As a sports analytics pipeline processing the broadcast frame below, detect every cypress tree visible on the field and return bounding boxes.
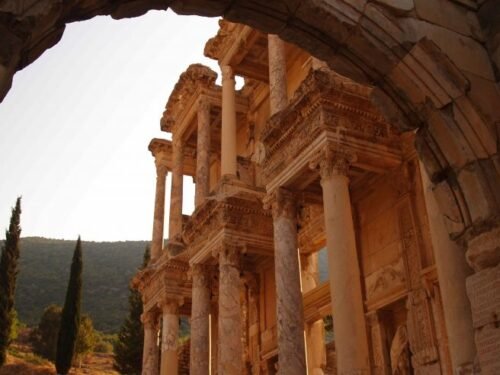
[55,236,83,374]
[0,197,22,366]
[114,246,150,374]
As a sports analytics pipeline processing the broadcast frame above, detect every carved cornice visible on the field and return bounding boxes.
[260,68,399,185]
[204,19,240,61]
[182,192,272,246]
[160,64,218,132]
[261,69,384,150]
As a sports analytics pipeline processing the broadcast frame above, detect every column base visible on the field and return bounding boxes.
[456,362,478,375]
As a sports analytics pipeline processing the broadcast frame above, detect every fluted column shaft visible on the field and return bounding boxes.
[169,140,183,238]
[220,65,237,177]
[217,244,243,375]
[268,34,288,115]
[316,149,370,374]
[159,300,179,375]
[142,312,160,375]
[151,163,168,260]
[420,164,476,371]
[195,99,211,207]
[190,264,211,375]
[270,188,307,374]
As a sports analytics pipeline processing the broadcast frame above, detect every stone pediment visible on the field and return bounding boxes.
[160,64,218,133]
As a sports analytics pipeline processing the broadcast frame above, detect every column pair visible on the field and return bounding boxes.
[189,244,244,375]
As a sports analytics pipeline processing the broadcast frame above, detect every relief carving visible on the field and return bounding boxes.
[390,325,411,375]
[309,145,357,180]
[366,258,406,301]
[264,187,297,221]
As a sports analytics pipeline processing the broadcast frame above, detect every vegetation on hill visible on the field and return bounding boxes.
[7,237,148,333]
[0,197,22,366]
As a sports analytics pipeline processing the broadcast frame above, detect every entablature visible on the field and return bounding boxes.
[133,258,192,316]
[175,179,273,265]
[205,20,269,82]
[148,138,196,176]
[259,68,403,193]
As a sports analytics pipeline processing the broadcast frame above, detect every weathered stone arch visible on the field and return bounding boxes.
[1,0,499,372]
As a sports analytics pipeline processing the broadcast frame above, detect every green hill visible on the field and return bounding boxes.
[6,237,148,333]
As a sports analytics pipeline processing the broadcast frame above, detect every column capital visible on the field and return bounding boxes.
[309,146,357,181]
[158,297,183,314]
[141,310,159,329]
[189,263,212,288]
[198,96,211,113]
[264,187,297,221]
[216,241,242,267]
[221,65,234,81]
[155,160,169,178]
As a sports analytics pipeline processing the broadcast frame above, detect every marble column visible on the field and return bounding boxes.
[301,254,326,375]
[159,299,180,375]
[195,99,211,207]
[217,243,243,375]
[151,162,168,260]
[314,148,370,374]
[169,139,183,239]
[190,264,211,375]
[419,164,476,372]
[268,34,288,115]
[269,188,307,375]
[220,65,237,177]
[142,311,160,375]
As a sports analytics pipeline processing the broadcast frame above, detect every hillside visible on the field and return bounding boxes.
[9,237,148,333]
[6,237,329,334]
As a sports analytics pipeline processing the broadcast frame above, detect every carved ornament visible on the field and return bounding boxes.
[309,145,357,180]
[141,311,159,329]
[158,297,183,314]
[160,64,217,132]
[264,187,297,221]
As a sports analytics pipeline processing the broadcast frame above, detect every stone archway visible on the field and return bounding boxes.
[1,1,499,372]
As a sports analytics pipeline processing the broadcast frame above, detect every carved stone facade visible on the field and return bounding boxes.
[130,19,495,375]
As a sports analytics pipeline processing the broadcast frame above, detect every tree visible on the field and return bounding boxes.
[56,237,83,374]
[114,246,150,375]
[31,305,62,361]
[0,197,21,365]
[31,305,96,364]
[74,315,96,367]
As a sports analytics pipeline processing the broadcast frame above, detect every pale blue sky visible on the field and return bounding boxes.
[0,11,220,241]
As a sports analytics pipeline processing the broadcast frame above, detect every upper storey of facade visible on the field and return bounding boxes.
[153,20,404,199]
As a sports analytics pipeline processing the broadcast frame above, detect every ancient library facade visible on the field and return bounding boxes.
[132,21,494,375]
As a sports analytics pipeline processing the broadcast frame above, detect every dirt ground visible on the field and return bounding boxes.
[1,331,119,375]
